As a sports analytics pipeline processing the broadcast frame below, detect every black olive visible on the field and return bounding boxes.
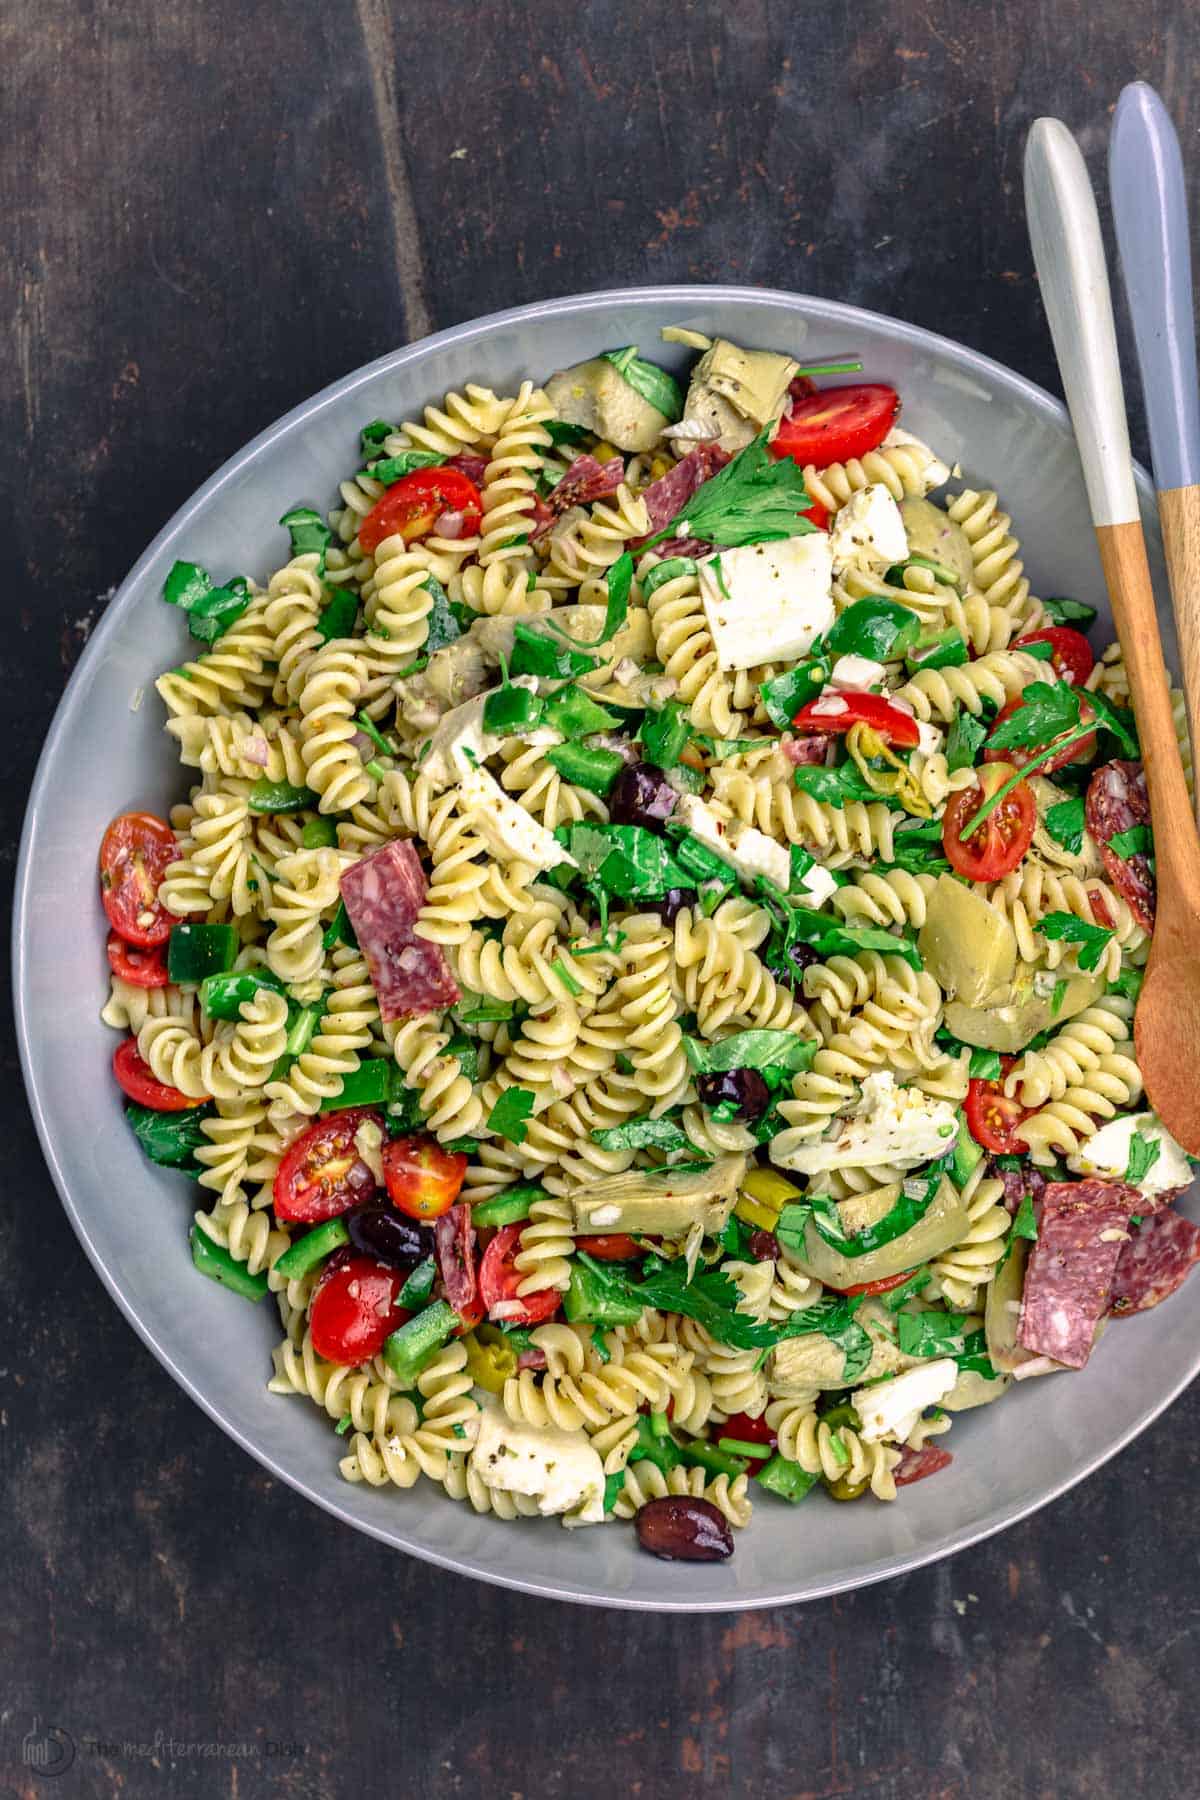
[696,1067,771,1122]
[636,1496,734,1561]
[347,1206,435,1270]
[779,939,819,989]
[748,1229,782,1262]
[608,761,679,832]
[648,886,698,925]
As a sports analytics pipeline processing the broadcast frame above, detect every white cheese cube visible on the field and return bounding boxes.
[829,653,886,691]
[469,1399,605,1524]
[457,765,576,871]
[421,678,541,787]
[915,719,943,758]
[881,426,952,490]
[853,1359,958,1444]
[1068,1111,1193,1197]
[696,536,834,671]
[772,1070,958,1176]
[827,484,909,572]
[795,861,839,908]
[675,793,791,890]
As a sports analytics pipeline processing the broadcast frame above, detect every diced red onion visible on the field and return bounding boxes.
[434,508,466,539]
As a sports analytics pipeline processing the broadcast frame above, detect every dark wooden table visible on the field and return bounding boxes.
[5,5,1198,1794]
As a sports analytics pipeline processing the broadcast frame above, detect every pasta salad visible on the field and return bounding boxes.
[96,331,1198,1560]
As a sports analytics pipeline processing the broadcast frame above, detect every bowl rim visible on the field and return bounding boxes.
[14,281,1184,1610]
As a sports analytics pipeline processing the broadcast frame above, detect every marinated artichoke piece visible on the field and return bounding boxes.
[569,1153,746,1236]
[768,1300,909,1393]
[548,603,654,696]
[944,967,1106,1053]
[544,358,669,452]
[1029,775,1104,878]
[672,338,798,453]
[898,497,975,588]
[942,1367,1010,1410]
[794,1176,971,1291]
[917,872,1018,1006]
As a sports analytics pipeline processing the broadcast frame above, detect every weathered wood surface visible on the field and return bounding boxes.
[4,3,1199,1794]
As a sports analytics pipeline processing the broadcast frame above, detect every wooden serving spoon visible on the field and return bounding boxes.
[1025,115,1200,1154]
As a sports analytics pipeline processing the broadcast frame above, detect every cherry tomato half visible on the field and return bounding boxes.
[478,1223,561,1327]
[357,469,483,554]
[575,1233,643,1262]
[113,1037,199,1111]
[106,929,169,989]
[1012,626,1095,686]
[793,690,920,748]
[273,1108,382,1223]
[983,694,1097,775]
[964,1059,1032,1155]
[99,812,177,947]
[309,1252,410,1364]
[838,1268,921,1298]
[941,762,1036,882]
[720,1410,777,1448]
[382,1135,467,1221]
[769,383,900,469]
[802,497,830,532]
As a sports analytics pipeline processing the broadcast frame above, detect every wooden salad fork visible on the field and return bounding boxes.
[1025,114,1200,1154]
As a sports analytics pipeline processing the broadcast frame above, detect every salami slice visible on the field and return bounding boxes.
[781,731,835,767]
[1017,1179,1140,1369]
[339,839,459,1022]
[637,443,729,534]
[894,1444,953,1487]
[1110,1208,1200,1317]
[444,452,489,485]
[528,454,624,543]
[986,1159,1047,1216]
[435,1203,478,1318]
[1085,759,1155,930]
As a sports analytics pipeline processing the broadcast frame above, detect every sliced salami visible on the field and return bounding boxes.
[444,452,489,485]
[529,454,624,540]
[781,731,835,767]
[894,1444,953,1487]
[1110,1208,1200,1317]
[1017,1179,1140,1369]
[1085,759,1155,930]
[435,1203,478,1318]
[339,838,459,1022]
[637,443,730,534]
[986,1159,1047,1216]
[644,535,710,560]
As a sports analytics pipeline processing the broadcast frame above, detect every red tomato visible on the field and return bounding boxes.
[309,1253,409,1364]
[769,383,900,468]
[720,1410,777,1448]
[942,763,1036,881]
[382,1135,467,1221]
[793,690,920,748]
[106,929,169,988]
[802,497,830,532]
[1012,626,1094,686]
[965,1059,1032,1155]
[358,469,483,554]
[576,1233,643,1261]
[273,1108,382,1223]
[983,694,1097,774]
[478,1223,561,1326]
[99,812,176,947]
[839,1268,921,1298]
[113,1037,199,1111]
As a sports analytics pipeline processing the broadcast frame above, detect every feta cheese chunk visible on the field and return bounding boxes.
[795,861,839,908]
[915,719,943,758]
[829,653,886,691]
[853,1358,958,1444]
[421,678,541,786]
[881,426,952,491]
[457,765,576,871]
[827,484,908,573]
[1068,1111,1193,1197]
[675,793,791,890]
[469,1399,605,1525]
[697,536,834,671]
[772,1071,958,1176]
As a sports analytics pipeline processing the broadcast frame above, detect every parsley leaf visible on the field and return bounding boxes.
[421,576,462,654]
[601,346,683,422]
[543,551,632,651]
[280,505,332,577]
[1124,1131,1161,1186]
[591,1117,691,1152]
[162,560,252,645]
[645,429,817,549]
[1042,595,1098,628]
[985,680,1080,750]
[683,1029,818,1082]
[486,1087,535,1144]
[1038,910,1115,972]
[1044,795,1087,855]
[1109,824,1152,859]
[945,708,988,774]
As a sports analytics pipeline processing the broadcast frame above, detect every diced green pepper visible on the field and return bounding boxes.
[677,1440,750,1479]
[950,1112,984,1188]
[167,922,239,984]
[482,683,544,734]
[509,622,598,680]
[905,626,969,672]
[641,700,691,769]
[190,1223,269,1302]
[826,597,921,662]
[398,1256,437,1308]
[546,742,624,795]
[383,1300,459,1382]
[320,1057,395,1111]
[470,1184,543,1228]
[563,1261,643,1327]
[541,686,622,739]
[247,779,320,814]
[302,817,339,849]
[760,658,830,728]
[200,968,286,1021]
[272,1217,351,1281]
[628,1414,682,1475]
[754,1453,819,1503]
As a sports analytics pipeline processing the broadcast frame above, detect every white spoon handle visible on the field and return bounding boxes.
[1024,116,1139,527]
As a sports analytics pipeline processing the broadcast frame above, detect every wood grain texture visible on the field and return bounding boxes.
[6,2,1200,1796]
[1158,484,1200,810]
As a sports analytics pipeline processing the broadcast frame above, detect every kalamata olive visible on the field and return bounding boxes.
[608,761,678,831]
[648,886,698,925]
[347,1206,435,1270]
[635,1496,734,1562]
[779,940,819,988]
[748,1229,782,1262]
[696,1067,771,1121]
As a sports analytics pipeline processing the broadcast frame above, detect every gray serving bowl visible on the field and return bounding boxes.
[15,285,1190,1610]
